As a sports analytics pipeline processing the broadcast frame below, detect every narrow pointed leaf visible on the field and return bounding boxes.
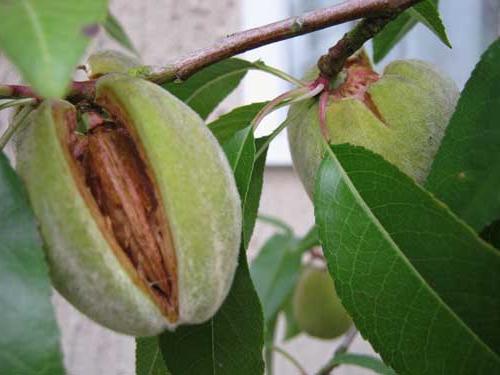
[223,127,255,199]
[103,11,137,54]
[163,59,253,119]
[250,226,319,323]
[408,0,450,47]
[426,39,500,231]
[242,137,268,247]
[373,12,415,63]
[373,0,449,63]
[0,153,64,375]
[315,144,500,374]
[283,298,301,341]
[0,0,108,98]
[208,103,269,246]
[209,102,267,145]
[250,233,301,322]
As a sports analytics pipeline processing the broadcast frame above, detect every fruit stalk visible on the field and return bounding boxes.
[316,326,359,375]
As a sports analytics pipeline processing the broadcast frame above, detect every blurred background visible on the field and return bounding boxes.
[1,0,499,374]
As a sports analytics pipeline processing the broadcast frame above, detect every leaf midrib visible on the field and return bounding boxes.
[185,68,250,104]
[21,0,51,66]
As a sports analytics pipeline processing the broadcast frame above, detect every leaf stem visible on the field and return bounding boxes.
[251,86,311,131]
[257,214,294,235]
[270,346,308,375]
[316,326,359,375]
[265,346,275,375]
[252,61,307,87]
[0,105,34,150]
[335,326,359,354]
[254,83,322,159]
[296,227,320,253]
[0,98,37,112]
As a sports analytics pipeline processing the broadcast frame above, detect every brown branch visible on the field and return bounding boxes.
[317,15,396,78]
[0,0,421,100]
[317,0,421,78]
[148,0,423,83]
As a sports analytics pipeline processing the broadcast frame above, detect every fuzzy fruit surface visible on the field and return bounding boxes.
[15,74,241,336]
[287,56,460,198]
[293,266,352,340]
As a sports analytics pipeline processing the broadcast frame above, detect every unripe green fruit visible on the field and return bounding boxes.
[293,266,352,339]
[16,74,241,336]
[287,56,460,198]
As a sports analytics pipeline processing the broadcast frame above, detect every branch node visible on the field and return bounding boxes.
[316,0,422,80]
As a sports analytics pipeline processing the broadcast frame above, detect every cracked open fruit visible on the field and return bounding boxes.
[293,265,352,340]
[287,54,460,198]
[15,74,241,336]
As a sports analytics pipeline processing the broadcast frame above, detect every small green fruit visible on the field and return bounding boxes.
[16,74,241,336]
[293,265,352,339]
[287,55,460,198]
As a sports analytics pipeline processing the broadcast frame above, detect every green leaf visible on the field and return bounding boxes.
[250,226,320,323]
[222,129,269,248]
[325,353,396,375]
[315,144,500,374]
[163,58,254,120]
[256,226,319,342]
[223,127,256,200]
[0,153,64,375]
[251,225,319,345]
[157,125,265,375]
[481,220,500,251]
[0,0,108,98]
[242,136,268,248]
[373,0,450,63]
[408,0,450,46]
[208,102,267,145]
[263,317,278,375]
[257,215,293,236]
[250,233,301,322]
[208,105,270,248]
[282,298,301,341]
[136,337,169,375]
[426,38,500,232]
[373,12,415,63]
[159,246,264,375]
[103,11,137,54]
